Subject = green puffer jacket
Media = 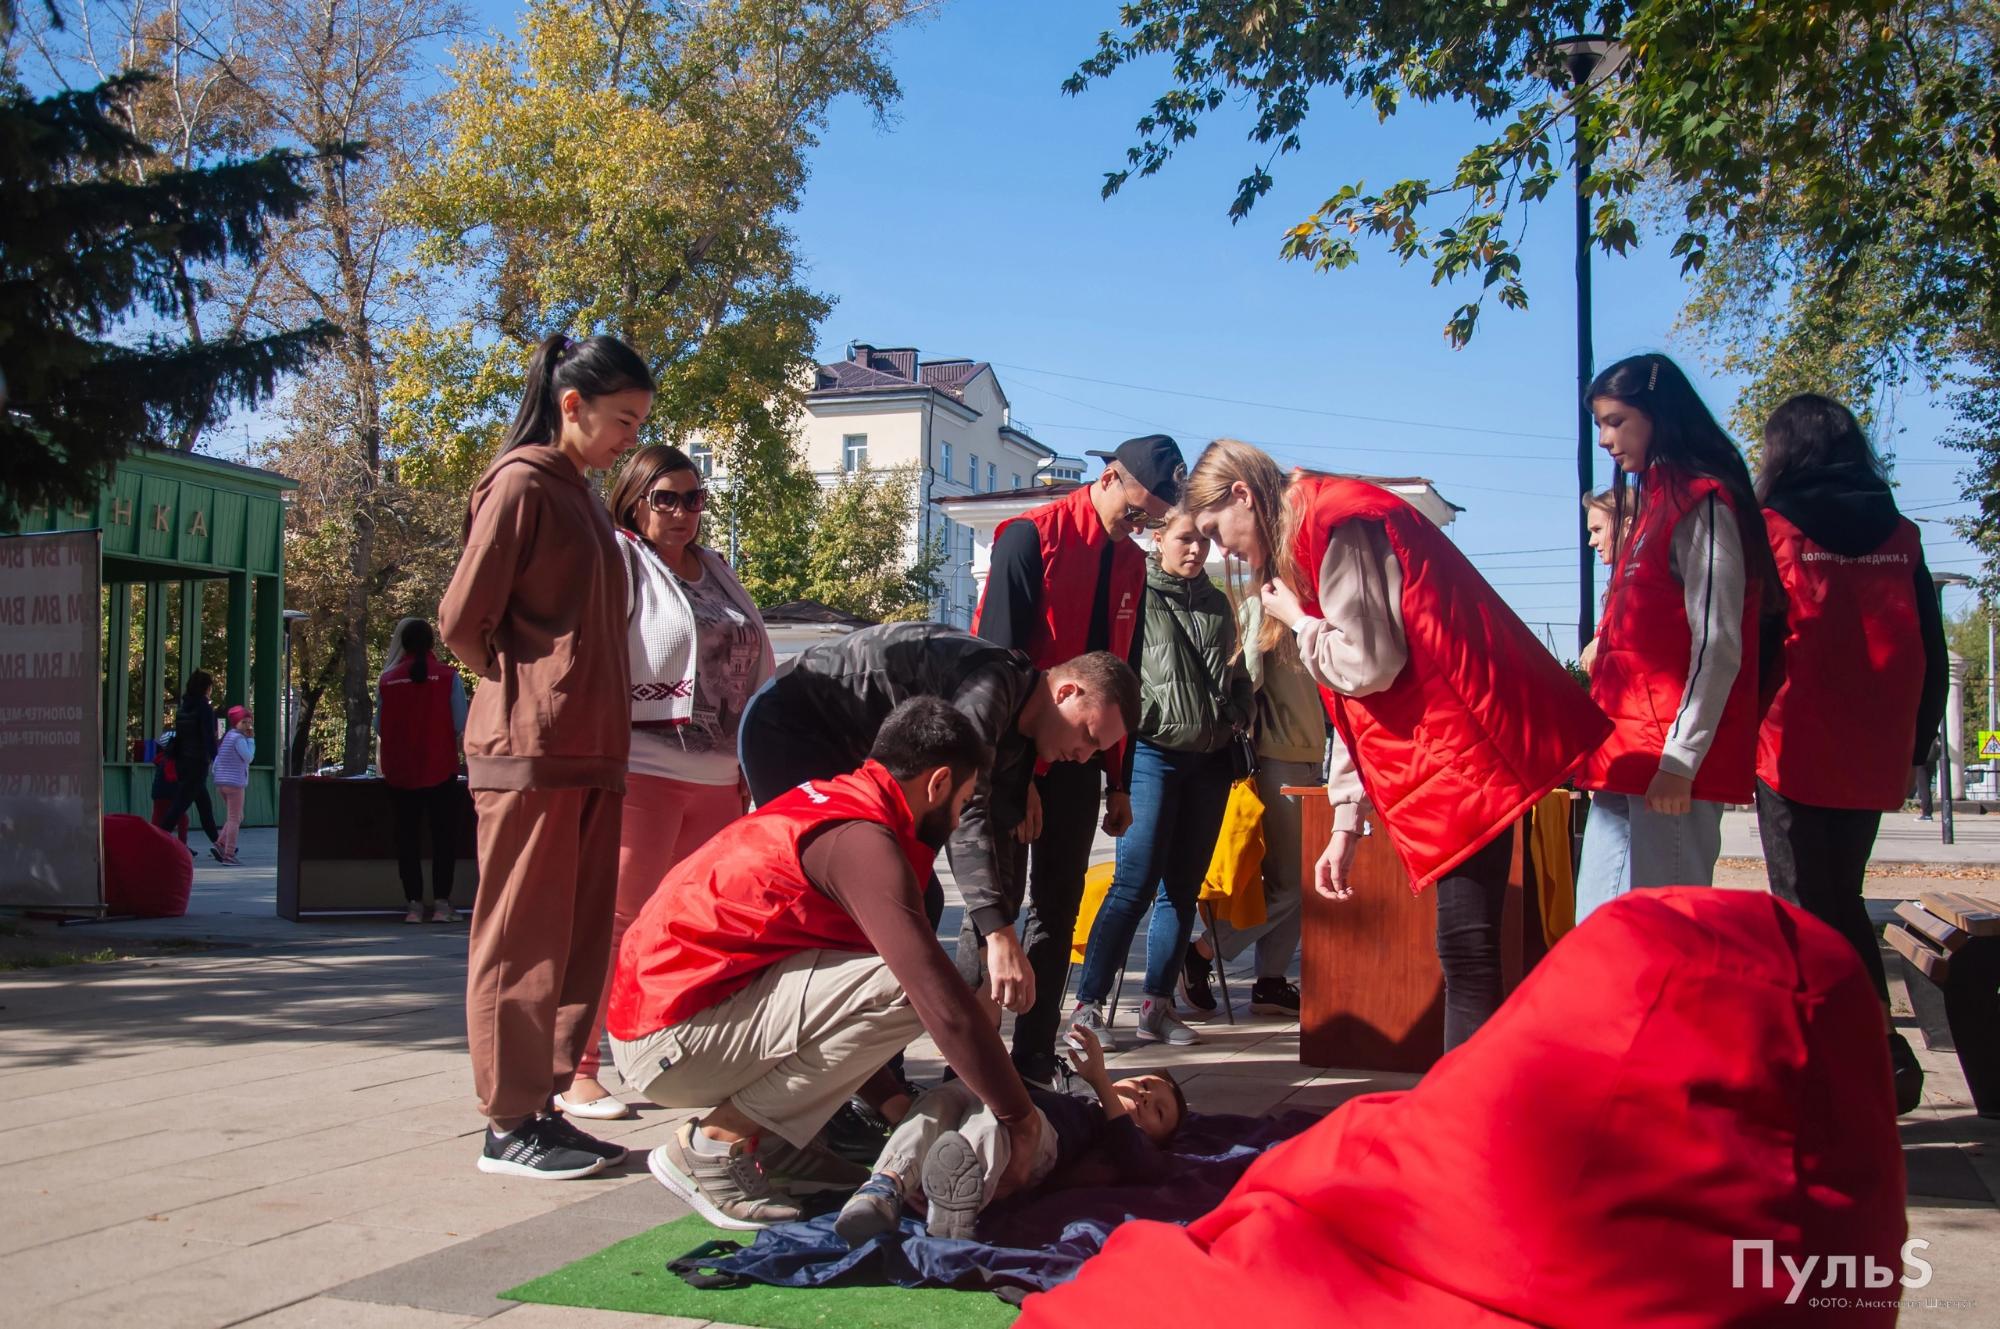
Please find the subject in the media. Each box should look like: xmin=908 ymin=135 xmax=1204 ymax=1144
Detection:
xmin=1136 ymin=559 xmax=1254 ymax=753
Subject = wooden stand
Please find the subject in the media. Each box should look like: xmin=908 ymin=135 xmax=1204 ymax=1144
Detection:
xmin=276 ymin=776 xmax=479 ymax=919
xmin=1886 ymin=892 xmax=2000 ymax=1118
xmin=1287 ymin=786 xmax=1546 ymax=1073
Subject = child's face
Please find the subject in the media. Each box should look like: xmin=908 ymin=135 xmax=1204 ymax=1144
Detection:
xmin=1111 ymin=1074 xmax=1181 ymax=1144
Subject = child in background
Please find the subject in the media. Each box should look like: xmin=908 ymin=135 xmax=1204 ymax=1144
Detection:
xmin=834 ymin=1024 xmax=1185 ymax=1247
xmin=151 ymin=707 xmax=188 ymax=845
xmin=213 ymin=707 xmax=255 ymax=864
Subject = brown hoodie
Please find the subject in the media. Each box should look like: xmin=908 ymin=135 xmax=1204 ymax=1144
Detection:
xmin=440 ymin=445 xmax=629 ymax=791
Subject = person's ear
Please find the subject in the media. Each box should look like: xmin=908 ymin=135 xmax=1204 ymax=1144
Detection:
xmin=924 ymin=764 xmax=953 ymax=807
xmin=559 ymin=387 xmax=583 ymax=424
xmin=1052 ymin=680 xmax=1080 ymax=707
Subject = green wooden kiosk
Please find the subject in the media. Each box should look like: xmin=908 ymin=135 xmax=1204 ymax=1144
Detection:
xmin=5 ymin=448 xmax=295 ymax=828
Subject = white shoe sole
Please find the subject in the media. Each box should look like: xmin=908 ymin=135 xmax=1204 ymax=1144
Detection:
xmin=554 ymin=1092 xmax=635 ymax=1121
xmin=477 ymin=1151 xmax=609 ymax=1180
xmin=1134 ymin=1025 xmax=1201 ymax=1047
xmin=920 ymin=1131 xmax=984 ymax=1241
xmin=647 ymin=1144 xmax=775 ymax=1232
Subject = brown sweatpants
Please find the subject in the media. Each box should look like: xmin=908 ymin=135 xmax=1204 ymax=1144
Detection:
xmin=466 ymin=786 xmax=622 ymax=1123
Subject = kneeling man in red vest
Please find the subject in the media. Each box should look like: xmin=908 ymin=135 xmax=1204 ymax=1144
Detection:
xmin=607 ymin=697 xmax=1041 ymax=1229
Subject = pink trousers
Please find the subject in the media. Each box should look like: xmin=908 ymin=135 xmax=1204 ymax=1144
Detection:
xmin=577 ymin=772 xmax=744 ymax=1079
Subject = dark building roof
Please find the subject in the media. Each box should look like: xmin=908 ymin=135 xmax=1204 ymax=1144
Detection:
xmin=759 ymin=599 xmax=878 ymax=627
xmin=811 ymin=343 xmax=993 ymax=406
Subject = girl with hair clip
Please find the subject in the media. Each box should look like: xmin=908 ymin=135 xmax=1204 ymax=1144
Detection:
xmin=440 ymin=332 xmax=655 ymax=1180
xmin=1754 ymin=393 xmax=1948 ymax=1113
xmin=1574 ymin=354 xmax=1785 ymax=920
xmin=1183 ymin=440 xmax=1608 ymax=1051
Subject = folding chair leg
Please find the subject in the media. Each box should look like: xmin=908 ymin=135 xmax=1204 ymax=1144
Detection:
xmin=1109 ymin=967 xmax=1126 ymax=1025
xmin=1199 ymin=901 xmax=1237 ymax=1025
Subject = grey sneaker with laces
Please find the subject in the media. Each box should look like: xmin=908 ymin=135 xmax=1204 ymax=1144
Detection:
xmin=647 ymin=1121 xmax=802 ymax=1231
xmin=1134 ymin=997 xmax=1201 ymax=1046
xmin=1069 ymin=1000 xmax=1117 ymax=1053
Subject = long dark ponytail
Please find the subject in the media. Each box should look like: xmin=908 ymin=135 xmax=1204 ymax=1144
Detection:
xmin=501 ymin=333 xmax=656 ymax=455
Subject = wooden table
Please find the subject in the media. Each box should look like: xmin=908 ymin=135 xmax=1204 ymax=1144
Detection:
xmin=276 ymin=777 xmax=479 ymax=919
xmin=1287 ymin=786 xmax=1546 ymax=1073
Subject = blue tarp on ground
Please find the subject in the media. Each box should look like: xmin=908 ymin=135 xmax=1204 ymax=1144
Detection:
xmin=667 ymin=1109 xmax=1322 ymax=1298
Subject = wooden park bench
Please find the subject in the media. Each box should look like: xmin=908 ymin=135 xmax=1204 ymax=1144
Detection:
xmin=1884 ymin=892 xmax=2000 ymax=1118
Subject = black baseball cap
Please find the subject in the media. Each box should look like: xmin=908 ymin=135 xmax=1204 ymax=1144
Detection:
xmin=1087 ymin=434 xmax=1187 ymax=507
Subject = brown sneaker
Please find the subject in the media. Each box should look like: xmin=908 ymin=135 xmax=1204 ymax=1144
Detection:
xmin=647 ymin=1121 xmax=801 ymax=1231
xmin=757 ymin=1133 xmax=871 ymax=1195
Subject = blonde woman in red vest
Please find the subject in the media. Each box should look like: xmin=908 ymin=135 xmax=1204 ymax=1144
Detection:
xmin=1754 ymin=394 xmax=1948 ymax=1113
xmin=440 ymin=332 xmax=653 ymax=1180
xmin=376 ymin=618 xmax=467 ymax=923
xmin=1574 ymin=354 xmax=1785 ymax=922
xmin=1184 ymin=439 xmax=1609 ymax=1050
xmin=971 ymin=433 xmax=1185 ymax=1082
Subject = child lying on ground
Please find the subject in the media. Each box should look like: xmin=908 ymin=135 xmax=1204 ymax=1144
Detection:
xmin=834 ymin=1024 xmax=1185 ymax=1246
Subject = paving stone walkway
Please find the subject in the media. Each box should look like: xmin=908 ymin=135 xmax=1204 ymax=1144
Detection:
xmin=1 ymin=827 xmax=1992 ymax=1326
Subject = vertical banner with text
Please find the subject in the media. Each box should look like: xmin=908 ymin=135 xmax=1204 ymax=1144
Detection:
xmin=0 ymin=531 xmax=103 ymax=911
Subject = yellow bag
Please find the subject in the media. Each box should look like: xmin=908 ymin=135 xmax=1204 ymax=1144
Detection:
xmin=1198 ymin=777 xmax=1268 ymax=931
xmin=1070 ymin=860 xmax=1117 ymax=965
xmin=1529 ymin=788 xmax=1578 ymax=947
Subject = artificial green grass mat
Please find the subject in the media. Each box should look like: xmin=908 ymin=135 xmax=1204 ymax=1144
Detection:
xmin=499 ymin=1212 xmax=1020 ymax=1328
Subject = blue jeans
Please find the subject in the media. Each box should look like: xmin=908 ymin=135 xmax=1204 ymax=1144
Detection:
xmin=1076 ymin=741 xmax=1233 ymax=1004
xmin=1574 ymin=791 xmax=1725 ymax=924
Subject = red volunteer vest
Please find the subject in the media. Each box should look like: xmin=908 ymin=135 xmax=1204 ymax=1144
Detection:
xmin=376 ymin=652 xmax=459 ymax=789
xmin=1290 ymin=476 xmax=1611 ymax=890
xmin=973 ymin=484 xmax=1143 ymax=669
xmin=606 ymin=761 xmax=935 ymax=1040
xmin=1582 ymin=469 xmax=1762 ymax=803
xmin=1758 ymin=511 xmax=1924 ymax=810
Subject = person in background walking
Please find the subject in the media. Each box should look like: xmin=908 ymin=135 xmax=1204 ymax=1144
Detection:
xmin=1184 ymin=439 xmax=1609 ymax=1052
xmin=1578 ymin=489 xmax=1627 ymax=674
xmin=1752 ymin=393 xmax=1949 ymax=1114
xmin=150 ymin=706 xmax=188 ymax=845
xmin=556 ymin=443 xmax=774 ymax=1121
xmin=155 ymin=669 xmax=224 ymax=856
xmin=212 ymin=707 xmax=254 ymax=864
xmin=1574 ymin=354 xmax=1785 ymax=920
xmin=1181 ymin=591 xmax=1325 ymax=1020
xmin=1071 ymin=509 xmax=1251 ymax=1050
xmin=440 ymin=331 xmax=653 ymax=1180
xmin=378 ymin=617 xmax=468 ymax=924
xmin=971 ymin=433 xmax=1185 ymax=1084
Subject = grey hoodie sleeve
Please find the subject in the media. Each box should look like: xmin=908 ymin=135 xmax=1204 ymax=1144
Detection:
xmin=1658 ymin=494 xmax=1746 ymax=782
xmin=1291 ymin=520 xmax=1405 ymax=830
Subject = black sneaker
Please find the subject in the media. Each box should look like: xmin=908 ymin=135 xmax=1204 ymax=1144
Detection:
xmin=824 ymin=1099 xmax=893 ymax=1166
xmin=1180 ymin=945 xmax=1218 ymax=1018
xmin=1889 ymin=1031 xmax=1925 ymax=1115
xmin=1013 ymin=1052 xmax=1058 ymax=1088
xmin=478 ymin=1117 xmax=611 ymax=1179
xmin=538 ymin=1110 xmax=628 ymax=1163
xmin=1250 ymin=978 xmax=1301 ymax=1017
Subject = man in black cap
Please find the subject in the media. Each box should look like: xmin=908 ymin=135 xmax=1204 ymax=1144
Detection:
xmin=968 ymin=433 xmax=1186 ymax=1083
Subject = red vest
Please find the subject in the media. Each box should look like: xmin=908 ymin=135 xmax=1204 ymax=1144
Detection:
xmin=973 ymin=484 xmax=1143 ymax=668
xmin=606 ymin=761 xmax=934 ymax=1040
xmin=376 ymin=652 xmax=459 ymax=789
xmin=1290 ymin=476 xmax=1611 ymax=890
xmin=1758 ymin=511 xmax=1924 ymax=810
xmin=1582 ymin=470 xmax=1762 ymax=803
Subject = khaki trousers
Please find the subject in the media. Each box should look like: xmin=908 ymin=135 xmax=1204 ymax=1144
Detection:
xmin=610 ymin=948 xmax=921 ymax=1149
xmin=466 ymin=786 xmax=621 ymax=1123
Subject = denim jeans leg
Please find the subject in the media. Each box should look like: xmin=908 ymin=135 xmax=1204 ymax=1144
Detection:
xmin=1143 ymin=750 xmax=1232 ymax=996
xmin=1574 ymin=792 xmax=1634 ymax=924
xmin=1627 ymin=797 xmax=1724 ymax=888
xmin=1075 ymin=743 xmax=1173 ymax=1005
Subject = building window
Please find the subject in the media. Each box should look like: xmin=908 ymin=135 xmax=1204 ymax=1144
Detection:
xmin=842 ymin=434 xmax=867 ymax=472
xmin=689 ymin=440 xmax=713 ymax=478
xmin=939 ymin=441 xmax=953 ymax=479
xmin=1012 ymin=473 xmax=1021 ymax=490
xmin=969 ymin=452 xmax=980 ymax=488
xmin=987 ymin=462 xmax=997 ymax=492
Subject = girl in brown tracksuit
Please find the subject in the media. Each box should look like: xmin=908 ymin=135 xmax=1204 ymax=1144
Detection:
xmin=440 ymin=332 xmax=656 ymax=1180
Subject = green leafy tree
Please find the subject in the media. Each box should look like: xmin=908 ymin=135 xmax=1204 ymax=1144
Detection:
xmin=802 ymin=462 xmax=943 ymax=622
xmin=0 ymin=71 xmax=336 ymax=513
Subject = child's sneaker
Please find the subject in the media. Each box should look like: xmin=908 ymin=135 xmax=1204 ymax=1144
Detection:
xmin=834 ymin=1172 xmax=903 ymax=1249
xmin=1069 ymin=1000 xmax=1116 ymax=1052
xmin=1134 ymin=997 xmax=1201 ymax=1047
xmin=1180 ymin=944 xmax=1218 ymax=1019
xmin=919 ymin=1130 xmax=986 ymax=1241
xmin=1249 ymin=977 xmax=1301 ymax=1017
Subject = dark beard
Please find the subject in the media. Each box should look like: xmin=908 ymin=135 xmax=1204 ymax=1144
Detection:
xmin=915 ymin=805 xmax=955 ymax=851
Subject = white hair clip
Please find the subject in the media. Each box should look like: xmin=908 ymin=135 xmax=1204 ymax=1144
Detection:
xmin=1647 ymin=361 xmax=1659 ymax=392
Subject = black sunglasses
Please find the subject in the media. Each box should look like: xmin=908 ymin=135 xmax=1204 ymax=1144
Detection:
xmin=646 ymin=487 xmax=708 ymax=515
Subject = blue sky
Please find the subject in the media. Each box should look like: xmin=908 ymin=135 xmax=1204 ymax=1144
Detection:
xmin=490 ymin=0 xmax=1984 ymax=633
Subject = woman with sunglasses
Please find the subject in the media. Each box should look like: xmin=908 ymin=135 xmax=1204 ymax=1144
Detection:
xmin=560 ymin=443 xmax=774 ymax=1119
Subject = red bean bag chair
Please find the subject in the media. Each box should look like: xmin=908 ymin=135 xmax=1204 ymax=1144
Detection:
xmin=1019 ymin=888 xmax=1907 ymax=1329
xmin=102 ymin=813 xmax=193 ymax=918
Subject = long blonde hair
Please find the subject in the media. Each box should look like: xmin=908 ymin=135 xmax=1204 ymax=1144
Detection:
xmin=1183 ymin=437 xmax=1301 ymax=660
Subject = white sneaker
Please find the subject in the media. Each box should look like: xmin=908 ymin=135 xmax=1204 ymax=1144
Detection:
xmin=1069 ymin=1001 xmax=1117 ymax=1053
xmin=1134 ymin=998 xmax=1201 ymax=1046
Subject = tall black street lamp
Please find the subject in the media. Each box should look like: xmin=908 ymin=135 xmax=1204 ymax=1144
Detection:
xmin=1553 ymin=35 xmax=1627 ymax=657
